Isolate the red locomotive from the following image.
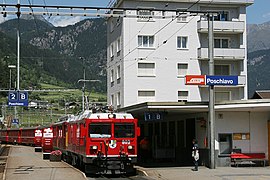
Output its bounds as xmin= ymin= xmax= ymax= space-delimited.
xmin=0 ymin=111 xmax=140 ymax=175
xmin=52 ymin=111 xmax=140 ymax=174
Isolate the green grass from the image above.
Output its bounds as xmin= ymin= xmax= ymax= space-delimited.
xmin=40 ymin=83 xmax=65 ymax=89
xmin=30 ymin=83 xmax=107 ymax=102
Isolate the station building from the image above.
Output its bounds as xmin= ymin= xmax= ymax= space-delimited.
xmin=120 ymin=100 xmax=270 ymax=166
xmin=106 ymin=0 xmax=265 ymax=166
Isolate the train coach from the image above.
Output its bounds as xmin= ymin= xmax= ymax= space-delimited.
xmin=52 ymin=111 xmax=140 ymax=174
xmin=0 ymin=126 xmax=43 ymax=151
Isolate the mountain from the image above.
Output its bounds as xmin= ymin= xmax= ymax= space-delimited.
xmin=0 ymin=17 xmax=107 ymax=93
xmin=247 ymin=21 xmax=270 ymax=53
xmin=247 ymin=21 xmax=270 ymax=97
xmin=0 ymin=30 xmax=83 ymax=91
xmin=247 ymin=49 xmax=270 ymax=97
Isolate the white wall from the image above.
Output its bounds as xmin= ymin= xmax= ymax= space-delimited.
xmin=215 ymin=111 xmax=270 ymax=157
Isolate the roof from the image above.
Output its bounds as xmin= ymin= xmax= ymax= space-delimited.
xmin=118 ymin=100 xmax=270 ymax=114
xmin=114 ymin=0 xmax=254 ymax=8
xmin=251 ymin=90 xmax=270 ymax=99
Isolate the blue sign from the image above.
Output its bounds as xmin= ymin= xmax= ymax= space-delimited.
xmin=8 ymin=91 xmax=28 ymax=106
xmin=206 ymin=76 xmax=238 ymax=86
xmin=144 ymin=112 xmax=163 ymax=121
xmin=12 ymin=119 xmax=19 ymax=125
xmin=8 ymin=91 xmax=18 ymax=102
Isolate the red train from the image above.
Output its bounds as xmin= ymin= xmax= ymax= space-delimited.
xmin=0 ymin=126 xmax=43 ymax=151
xmin=0 ymin=111 xmax=140 ymax=174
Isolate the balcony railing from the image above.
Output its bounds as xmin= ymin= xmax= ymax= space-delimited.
xmin=198 ymin=48 xmax=245 ymax=60
xmin=197 ymin=20 xmax=245 ymax=34
xmin=180 ymin=0 xmax=253 ymax=4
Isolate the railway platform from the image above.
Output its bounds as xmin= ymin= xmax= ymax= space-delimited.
xmin=2 ymin=145 xmax=87 ymax=180
xmin=136 ymin=164 xmax=270 ymax=180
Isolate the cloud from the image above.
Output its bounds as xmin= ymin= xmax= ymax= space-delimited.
xmin=47 ymin=16 xmax=85 ymax=27
xmin=0 ymin=16 xmax=5 ymax=24
xmin=262 ymin=12 xmax=270 ymax=19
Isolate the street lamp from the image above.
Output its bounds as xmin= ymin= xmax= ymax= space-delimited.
xmin=8 ymin=65 xmax=16 ymax=90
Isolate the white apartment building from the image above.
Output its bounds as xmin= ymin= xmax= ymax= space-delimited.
xmin=107 ymin=0 xmax=253 ymax=109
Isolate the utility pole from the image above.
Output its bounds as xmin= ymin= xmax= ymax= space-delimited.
xmin=78 ymin=79 xmax=101 ymax=112
xmin=14 ymin=0 xmax=21 ymax=122
xmin=79 ymin=57 xmax=86 ymax=112
xmin=208 ymin=13 xmax=215 ymax=169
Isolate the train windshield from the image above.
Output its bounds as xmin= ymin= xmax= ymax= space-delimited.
xmin=114 ymin=123 xmax=135 ymax=138
xmin=89 ymin=124 xmax=111 ymax=138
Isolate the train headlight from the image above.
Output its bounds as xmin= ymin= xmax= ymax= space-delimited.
xmin=91 ymin=146 xmax=98 ymax=150
xmin=128 ymin=145 xmax=133 ymax=150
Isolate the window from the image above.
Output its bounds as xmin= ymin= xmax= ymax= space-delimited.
xmin=215 ymin=92 xmax=230 ymax=102
xmin=215 ymin=65 xmax=230 ymax=75
xmin=110 ymin=43 xmax=114 ymax=59
xmin=114 ymin=123 xmax=134 ymax=138
xmin=89 ymin=123 xmax=111 ymax=138
xmin=177 ymin=12 xmax=188 ymax=22
xmin=116 ymin=38 xmax=121 ymax=55
xmin=110 ymin=20 xmax=114 ymax=32
xmin=177 ymin=36 xmax=188 ymax=49
xmin=138 ymin=35 xmax=154 ymax=48
xmin=138 ymin=62 xmax=155 ymax=76
xmin=178 ymin=91 xmax=188 ymax=102
xmin=117 ymin=92 xmax=120 ymax=106
xmin=110 ymin=69 xmax=114 ymax=86
xmin=138 ymin=90 xmax=155 ymax=97
xmin=110 ymin=94 xmax=114 ymax=106
xmin=137 ymin=9 xmax=154 ymax=21
xmin=214 ymin=11 xmax=229 ymax=21
xmin=214 ymin=38 xmax=229 ymax=48
xmin=177 ymin=63 xmax=188 ymax=76
xmin=116 ymin=65 xmax=120 ymax=83
xmin=218 ymin=134 xmax=232 ymax=154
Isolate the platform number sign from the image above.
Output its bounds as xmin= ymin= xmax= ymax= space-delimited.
xmin=9 ymin=91 xmax=18 ymax=102
xmin=19 ymin=92 xmax=28 ymax=101
xmin=144 ymin=112 xmax=163 ymax=121
xmin=8 ymin=91 xmax=28 ymax=107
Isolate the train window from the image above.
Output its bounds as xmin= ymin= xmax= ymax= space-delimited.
xmin=114 ymin=123 xmax=134 ymax=138
xmin=89 ymin=124 xmax=111 ymax=138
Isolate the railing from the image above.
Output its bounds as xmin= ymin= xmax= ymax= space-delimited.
xmin=197 ymin=20 xmax=245 ymax=33
xmin=198 ymin=48 xmax=245 ymax=60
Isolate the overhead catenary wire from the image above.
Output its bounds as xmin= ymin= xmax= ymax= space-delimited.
xmin=122 ymin=0 xmax=202 ymax=60
xmin=107 ymin=0 xmax=203 ymax=72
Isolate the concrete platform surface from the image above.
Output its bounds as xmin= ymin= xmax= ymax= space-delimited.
xmin=4 ymin=145 xmax=87 ymax=180
xmin=136 ymin=165 xmax=270 ymax=180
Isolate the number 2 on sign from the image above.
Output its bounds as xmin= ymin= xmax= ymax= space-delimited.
xmin=10 ymin=93 xmax=16 ymax=100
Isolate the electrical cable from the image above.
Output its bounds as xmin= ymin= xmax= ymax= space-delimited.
xmin=120 ymin=0 xmax=201 ymax=61
xmin=107 ymin=0 xmax=201 ymax=72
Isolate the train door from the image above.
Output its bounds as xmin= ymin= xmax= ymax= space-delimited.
xmin=18 ymin=129 xmax=22 ymax=144
xmin=80 ymin=123 xmax=85 ymax=153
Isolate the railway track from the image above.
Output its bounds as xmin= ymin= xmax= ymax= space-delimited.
xmin=87 ymin=171 xmax=152 ymax=180
xmin=87 ymin=174 xmax=151 ymax=180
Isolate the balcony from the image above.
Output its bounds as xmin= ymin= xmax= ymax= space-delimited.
xmin=180 ymin=0 xmax=253 ymax=4
xmin=197 ymin=20 xmax=245 ymax=34
xmin=198 ymin=48 xmax=245 ymax=60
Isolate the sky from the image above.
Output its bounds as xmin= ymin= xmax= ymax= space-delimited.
xmin=246 ymin=0 xmax=270 ymax=24
xmin=0 ymin=0 xmax=269 ymax=26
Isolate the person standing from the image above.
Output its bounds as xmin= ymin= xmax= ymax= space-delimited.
xmin=192 ymin=139 xmax=199 ymax=171
xmin=140 ymin=137 xmax=150 ymax=163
